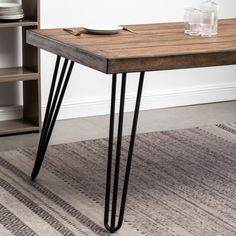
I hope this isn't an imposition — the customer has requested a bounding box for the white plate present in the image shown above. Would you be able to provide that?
[0,10,23,15]
[82,24,123,35]
[0,14,24,20]
[0,3,21,9]
[0,8,23,12]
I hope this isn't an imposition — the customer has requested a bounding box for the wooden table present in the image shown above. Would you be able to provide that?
[27,18,236,233]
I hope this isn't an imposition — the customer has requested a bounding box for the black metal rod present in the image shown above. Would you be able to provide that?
[104,74,117,230]
[31,59,74,180]
[31,58,69,180]
[110,73,126,228]
[117,71,145,229]
[41,58,69,142]
[104,72,145,233]
[37,58,69,155]
[38,56,61,150]
[39,61,75,157]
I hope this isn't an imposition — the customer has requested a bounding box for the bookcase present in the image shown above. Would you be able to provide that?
[0,0,41,135]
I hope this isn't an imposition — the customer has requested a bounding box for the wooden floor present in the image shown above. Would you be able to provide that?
[0,101,236,152]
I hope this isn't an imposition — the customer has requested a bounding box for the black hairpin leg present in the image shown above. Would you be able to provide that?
[104,72,145,233]
[31,56,75,181]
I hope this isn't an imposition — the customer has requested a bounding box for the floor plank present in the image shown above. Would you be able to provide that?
[0,101,236,152]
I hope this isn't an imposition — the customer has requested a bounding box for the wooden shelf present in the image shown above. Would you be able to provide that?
[0,0,41,136]
[0,67,38,83]
[0,18,38,28]
[0,119,39,136]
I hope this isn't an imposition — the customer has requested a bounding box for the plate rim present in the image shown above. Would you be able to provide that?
[0,3,21,8]
[0,9,22,11]
[0,14,24,19]
[0,10,24,15]
[82,24,123,32]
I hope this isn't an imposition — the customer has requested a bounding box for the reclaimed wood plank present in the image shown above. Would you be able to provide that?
[27,18,236,74]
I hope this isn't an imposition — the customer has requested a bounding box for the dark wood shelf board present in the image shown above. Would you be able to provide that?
[0,67,38,83]
[0,1,41,136]
[0,119,39,136]
[0,18,38,28]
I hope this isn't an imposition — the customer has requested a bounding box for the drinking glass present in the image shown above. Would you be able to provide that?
[200,11,215,37]
[184,8,195,34]
[188,9,201,36]
[200,0,218,35]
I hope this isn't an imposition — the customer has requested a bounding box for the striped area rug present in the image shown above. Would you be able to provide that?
[0,123,236,236]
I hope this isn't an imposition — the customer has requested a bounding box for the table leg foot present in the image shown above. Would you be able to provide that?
[31,56,74,180]
[104,72,145,233]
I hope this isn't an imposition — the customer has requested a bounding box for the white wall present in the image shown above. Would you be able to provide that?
[0,28,22,107]
[30,0,236,119]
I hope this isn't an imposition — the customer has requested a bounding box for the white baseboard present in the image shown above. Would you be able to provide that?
[42,83,236,120]
[3,83,236,122]
[0,105,23,121]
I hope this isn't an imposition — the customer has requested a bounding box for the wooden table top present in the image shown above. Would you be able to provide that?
[27,18,236,74]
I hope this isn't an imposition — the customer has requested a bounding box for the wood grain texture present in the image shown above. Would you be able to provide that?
[22,0,39,21]
[23,80,40,125]
[0,19,38,28]
[0,67,38,83]
[22,0,41,130]
[27,19,236,74]
[0,119,39,136]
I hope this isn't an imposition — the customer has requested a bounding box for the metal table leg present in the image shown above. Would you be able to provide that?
[31,56,144,233]
[104,72,145,233]
[31,56,75,180]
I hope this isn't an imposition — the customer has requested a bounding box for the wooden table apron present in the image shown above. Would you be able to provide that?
[27,19,236,233]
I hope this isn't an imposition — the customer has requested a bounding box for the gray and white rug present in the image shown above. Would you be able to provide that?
[0,123,236,236]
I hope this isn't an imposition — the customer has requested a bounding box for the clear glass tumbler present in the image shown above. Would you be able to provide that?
[200,11,215,37]
[184,8,195,34]
[200,0,218,35]
[188,9,201,36]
